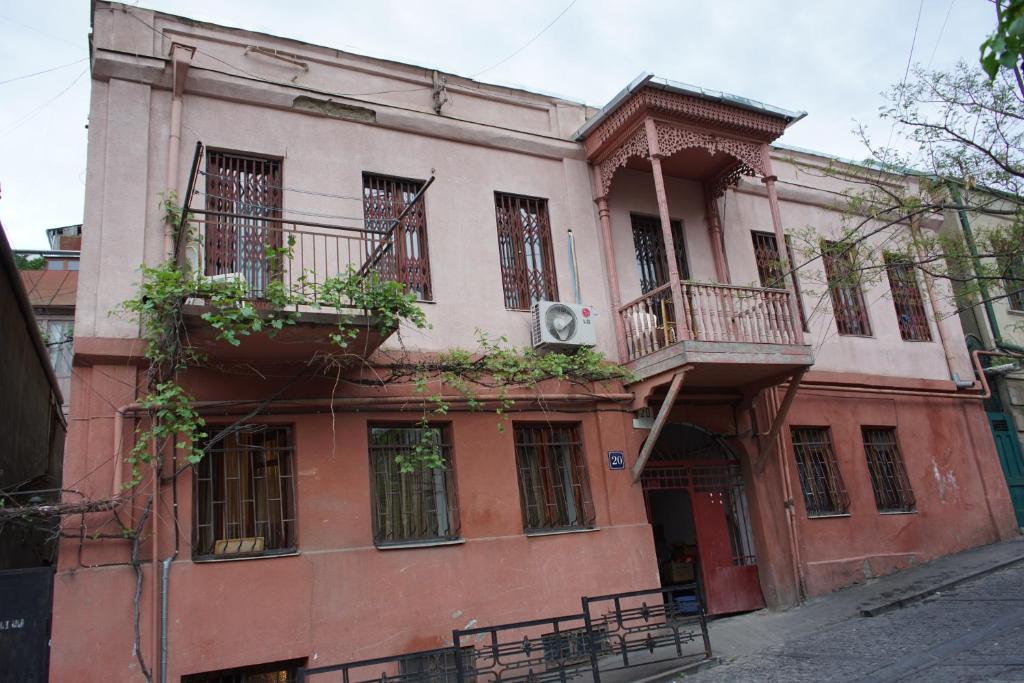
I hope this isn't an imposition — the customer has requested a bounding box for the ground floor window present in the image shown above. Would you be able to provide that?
[790,427,850,516]
[369,423,460,545]
[862,427,916,512]
[513,423,595,532]
[193,425,297,559]
[183,659,303,682]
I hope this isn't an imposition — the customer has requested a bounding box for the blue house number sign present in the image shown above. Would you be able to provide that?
[608,451,625,470]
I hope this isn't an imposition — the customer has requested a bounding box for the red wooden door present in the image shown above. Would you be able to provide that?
[691,490,765,616]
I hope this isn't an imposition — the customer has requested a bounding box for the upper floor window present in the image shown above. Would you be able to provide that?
[883,253,932,341]
[822,240,872,336]
[751,230,809,332]
[790,427,850,517]
[193,425,297,559]
[40,318,73,404]
[996,242,1024,311]
[862,427,915,513]
[513,423,595,532]
[368,424,459,545]
[494,193,558,309]
[204,151,283,298]
[631,214,689,294]
[362,174,433,300]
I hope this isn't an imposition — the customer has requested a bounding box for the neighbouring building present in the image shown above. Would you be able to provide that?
[944,203,1024,526]
[52,3,1018,681]
[0,222,67,682]
[16,224,82,414]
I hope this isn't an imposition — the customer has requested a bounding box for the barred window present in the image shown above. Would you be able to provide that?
[752,231,808,332]
[368,424,460,545]
[494,193,558,309]
[790,427,850,517]
[513,424,595,531]
[884,253,931,341]
[822,240,871,336]
[194,426,297,559]
[204,151,283,298]
[862,428,916,512]
[363,173,433,300]
[996,245,1024,311]
[631,213,689,294]
[183,659,303,682]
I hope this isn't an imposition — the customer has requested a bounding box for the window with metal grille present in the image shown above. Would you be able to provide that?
[494,193,558,309]
[183,659,303,682]
[789,427,850,516]
[513,423,595,531]
[631,213,689,293]
[193,426,297,559]
[368,424,460,545]
[822,240,872,336]
[362,173,433,300]
[751,230,809,332]
[862,428,916,512]
[883,253,931,341]
[204,151,283,298]
[996,245,1024,311]
[399,647,475,681]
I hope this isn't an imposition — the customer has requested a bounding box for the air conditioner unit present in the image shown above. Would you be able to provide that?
[531,301,597,351]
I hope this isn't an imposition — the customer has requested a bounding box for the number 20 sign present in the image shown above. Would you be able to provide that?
[608,451,625,470]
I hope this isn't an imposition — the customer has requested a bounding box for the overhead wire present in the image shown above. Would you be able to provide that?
[194,190,368,223]
[0,57,89,86]
[0,67,88,139]
[471,0,579,78]
[884,0,925,153]
[198,170,363,201]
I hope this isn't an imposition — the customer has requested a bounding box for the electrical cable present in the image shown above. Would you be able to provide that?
[194,190,368,223]
[471,0,579,78]
[0,57,89,86]
[198,170,363,201]
[0,67,87,139]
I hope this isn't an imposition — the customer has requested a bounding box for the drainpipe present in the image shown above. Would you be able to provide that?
[567,229,582,304]
[165,43,195,259]
[950,183,1024,354]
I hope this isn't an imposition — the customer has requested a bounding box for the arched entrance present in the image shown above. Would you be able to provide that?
[641,423,764,616]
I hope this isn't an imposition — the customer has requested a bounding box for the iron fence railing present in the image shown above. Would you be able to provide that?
[297,584,711,683]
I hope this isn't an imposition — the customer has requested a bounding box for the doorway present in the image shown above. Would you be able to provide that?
[642,423,765,616]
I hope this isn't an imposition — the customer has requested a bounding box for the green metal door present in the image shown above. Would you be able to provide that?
[988,411,1024,527]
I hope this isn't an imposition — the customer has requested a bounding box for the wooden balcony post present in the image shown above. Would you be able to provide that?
[760,146,804,344]
[592,183,629,362]
[703,185,730,284]
[645,118,689,342]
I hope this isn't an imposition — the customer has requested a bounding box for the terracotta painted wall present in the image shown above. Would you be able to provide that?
[782,386,1018,597]
[50,385,659,680]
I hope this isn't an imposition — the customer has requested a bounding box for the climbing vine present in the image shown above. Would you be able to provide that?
[115,196,631,483]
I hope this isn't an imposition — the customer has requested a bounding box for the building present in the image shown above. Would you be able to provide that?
[51,3,1018,681]
[943,202,1024,526]
[0,222,67,682]
[16,224,82,413]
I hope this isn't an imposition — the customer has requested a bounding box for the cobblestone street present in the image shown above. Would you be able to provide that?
[689,562,1024,682]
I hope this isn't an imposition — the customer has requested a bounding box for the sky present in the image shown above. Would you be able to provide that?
[0,0,999,249]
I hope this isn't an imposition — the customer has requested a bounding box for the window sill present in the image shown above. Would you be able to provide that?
[525,526,599,538]
[375,538,465,550]
[806,513,851,520]
[1007,308,1024,317]
[193,549,299,563]
[836,334,875,339]
[879,509,918,515]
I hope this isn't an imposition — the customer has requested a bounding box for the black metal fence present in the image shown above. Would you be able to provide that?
[296,584,710,683]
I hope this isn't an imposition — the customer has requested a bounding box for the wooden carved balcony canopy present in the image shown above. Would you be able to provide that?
[579,78,803,197]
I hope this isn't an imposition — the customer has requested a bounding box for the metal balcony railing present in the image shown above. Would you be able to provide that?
[177,211,396,307]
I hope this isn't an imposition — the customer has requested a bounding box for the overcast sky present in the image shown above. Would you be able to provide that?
[0,0,998,249]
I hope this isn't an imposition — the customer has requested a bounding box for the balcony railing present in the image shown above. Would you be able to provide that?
[178,210,395,306]
[620,282,801,362]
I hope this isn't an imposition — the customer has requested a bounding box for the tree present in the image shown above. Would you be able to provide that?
[14,252,44,270]
[785,5,1024,346]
